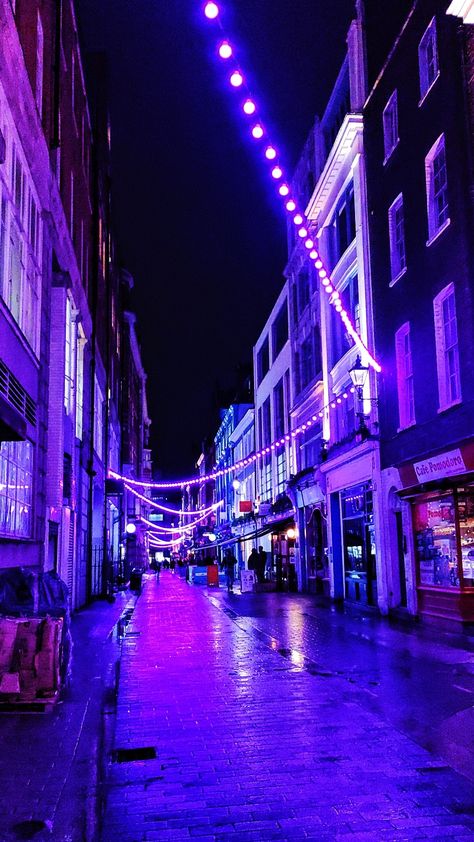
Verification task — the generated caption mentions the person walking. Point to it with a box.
[223,548,237,593]
[248,548,259,574]
[257,546,267,584]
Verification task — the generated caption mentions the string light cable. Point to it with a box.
[110,383,364,490]
[120,483,224,517]
[201,2,381,375]
[132,505,223,534]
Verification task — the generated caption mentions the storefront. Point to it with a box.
[399,444,474,624]
[272,525,297,591]
[340,482,377,606]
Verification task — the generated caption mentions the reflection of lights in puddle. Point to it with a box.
[271,640,278,650]
[290,650,304,667]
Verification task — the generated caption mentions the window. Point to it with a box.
[299,423,322,471]
[261,397,271,447]
[300,335,315,391]
[329,184,356,270]
[276,450,286,495]
[70,172,74,240]
[383,91,398,161]
[297,267,310,315]
[425,135,449,242]
[0,440,33,538]
[330,274,360,368]
[434,283,461,410]
[388,194,406,282]
[272,302,288,360]
[395,323,415,429]
[273,378,285,439]
[36,12,44,118]
[64,296,76,415]
[257,338,269,384]
[419,17,439,102]
[94,377,104,457]
[76,324,86,439]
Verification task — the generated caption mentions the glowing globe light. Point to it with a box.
[279,184,289,196]
[298,227,308,238]
[218,41,232,59]
[232,479,241,490]
[243,99,256,115]
[204,2,219,19]
[305,239,314,249]
[252,124,264,139]
[271,166,282,179]
[230,70,243,87]
[286,199,296,212]
[309,249,318,259]
[125,522,137,535]
[265,146,277,160]
[293,214,303,225]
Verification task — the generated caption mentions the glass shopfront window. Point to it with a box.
[341,482,377,605]
[413,488,474,590]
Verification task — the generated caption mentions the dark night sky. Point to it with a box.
[75,0,356,478]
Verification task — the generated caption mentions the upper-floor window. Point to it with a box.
[36,12,44,118]
[383,90,398,161]
[433,283,461,410]
[297,267,310,315]
[299,423,321,471]
[330,274,360,368]
[395,322,415,429]
[257,337,269,384]
[272,301,288,360]
[425,134,449,243]
[259,397,271,448]
[273,377,285,439]
[329,184,356,270]
[388,194,406,282]
[0,440,33,538]
[64,295,76,415]
[419,18,439,102]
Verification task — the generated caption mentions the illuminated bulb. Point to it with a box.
[252,124,264,139]
[279,184,289,196]
[126,522,137,535]
[243,99,256,115]
[293,214,303,225]
[305,239,314,249]
[309,250,318,259]
[271,166,282,179]
[315,260,323,269]
[319,411,324,418]
[318,269,327,278]
[286,199,296,212]
[218,41,232,59]
[326,284,333,293]
[350,386,356,393]
[265,146,277,160]
[298,228,307,238]
[204,2,219,18]
[230,71,243,87]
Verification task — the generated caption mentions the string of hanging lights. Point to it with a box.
[123,483,223,525]
[121,487,224,517]
[201,1,381,375]
[131,504,220,534]
[109,383,360,490]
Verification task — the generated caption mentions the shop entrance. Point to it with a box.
[272,527,297,591]
[341,483,377,606]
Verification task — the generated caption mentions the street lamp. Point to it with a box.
[348,355,369,399]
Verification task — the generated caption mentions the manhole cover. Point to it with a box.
[113,746,157,762]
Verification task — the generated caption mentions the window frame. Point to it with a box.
[425,134,450,245]
[388,193,407,284]
[383,90,399,163]
[418,17,440,105]
[395,322,416,430]
[433,283,461,412]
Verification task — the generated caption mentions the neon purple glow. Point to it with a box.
[298,228,307,238]
[305,239,314,249]
[218,41,233,59]
[293,214,303,225]
[243,99,256,114]
[230,70,243,87]
[204,2,219,19]
[123,483,223,516]
[286,200,296,211]
[252,124,264,139]
[279,184,289,196]
[265,146,277,160]
[200,3,382,378]
[309,250,318,259]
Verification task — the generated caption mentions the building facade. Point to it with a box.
[363,0,474,624]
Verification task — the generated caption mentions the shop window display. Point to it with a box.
[413,490,474,590]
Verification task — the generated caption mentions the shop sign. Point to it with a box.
[399,442,474,488]
[240,569,256,592]
[413,448,466,482]
[239,500,253,513]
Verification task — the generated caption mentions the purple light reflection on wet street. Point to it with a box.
[102,573,474,841]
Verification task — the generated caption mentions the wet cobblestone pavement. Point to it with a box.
[0,592,132,842]
[102,573,474,841]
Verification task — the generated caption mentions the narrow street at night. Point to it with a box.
[101,574,474,841]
